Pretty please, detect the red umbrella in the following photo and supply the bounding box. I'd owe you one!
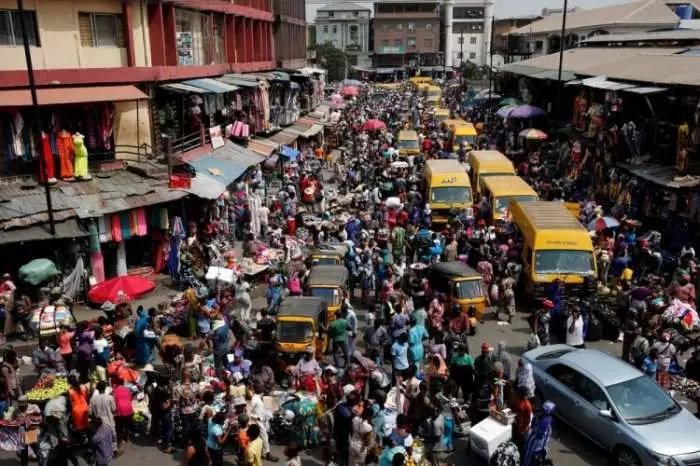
[362,119,387,131]
[342,86,359,96]
[88,275,157,304]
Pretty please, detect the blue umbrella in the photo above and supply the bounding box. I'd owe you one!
[496,104,517,118]
[280,145,300,161]
[344,79,362,86]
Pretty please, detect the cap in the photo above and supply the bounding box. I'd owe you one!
[481,342,490,351]
[237,413,249,424]
[142,363,156,372]
[324,365,338,375]
[232,371,244,383]
[343,384,355,396]
[304,346,315,354]
[542,299,555,309]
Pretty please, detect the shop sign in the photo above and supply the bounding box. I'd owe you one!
[379,46,404,54]
[177,32,194,65]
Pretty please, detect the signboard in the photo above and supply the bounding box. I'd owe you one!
[209,126,225,150]
[378,46,404,54]
[177,32,194,65]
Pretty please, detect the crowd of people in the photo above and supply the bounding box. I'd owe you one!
[1,77,700,466]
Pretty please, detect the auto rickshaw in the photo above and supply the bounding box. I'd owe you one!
[274,297,328,363]
[307,264,348,321]
[309,243,347,265]
[428,261,488,322]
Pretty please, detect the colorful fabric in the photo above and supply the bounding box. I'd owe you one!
[72,133,89,178]
[56,131,74,179]
[137,208,148,236]
[120,212,132,240]
[98,216,111,243]
[110,215,123,242]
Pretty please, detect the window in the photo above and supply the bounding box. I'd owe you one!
[426,23,433,30]
[454,7,485,19]
[424,38,433,48]
[546,364,578,390]
[396,23,403,31]
[457,51,463,59]
[328,11,334,18]
[464,22,484,33]
[381,39,389,47]
[79,12,124,47]
[469,52,476,59]
[534,40,544,52]
[323,26,329,34]
[331,25,337,34]
[407,36,416,49]
[458,36,463,44]
[394,39,402,48]
[0,9,39,46]
[575,375,610,411]
[408,22,415,32]
[470,36,477,44]
[349,24,358,42]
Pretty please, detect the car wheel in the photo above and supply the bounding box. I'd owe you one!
[615,446,641,466]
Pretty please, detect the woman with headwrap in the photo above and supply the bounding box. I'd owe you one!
[515,359,536,401]
[134,307,155,366]
[523,401,555,466]
[494,341,512,381]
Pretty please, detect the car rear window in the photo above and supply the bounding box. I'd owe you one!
[536,348,575,361]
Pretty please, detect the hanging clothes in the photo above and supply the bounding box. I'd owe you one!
[88,220,101,254]
[111,215,123,242]
[57,130,75,179]
[73,133,90,178]
[129,209,139,237]
[98,216,111,243]
[116,241,127,277]
[11,112,25,159]
[136,208,148,236]
[120,212,132,240]
[91,251,105,284]
[40,132,57,183]
[100,104,114,151]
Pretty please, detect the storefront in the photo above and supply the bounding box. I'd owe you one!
[0,85,148,179]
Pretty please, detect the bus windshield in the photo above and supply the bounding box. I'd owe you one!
[535,250,595,275]
[430,186,472,204]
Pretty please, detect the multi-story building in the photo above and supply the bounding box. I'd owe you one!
[373,0,441,70]
[315,2,372,69]
[493,15,541,65]
[273,0,307,69]
[443,0,495,67]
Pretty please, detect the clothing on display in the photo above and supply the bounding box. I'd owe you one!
[57,130,75,179]
[40,132,57,183]
[72,133,91,179]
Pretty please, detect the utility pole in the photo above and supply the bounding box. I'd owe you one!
[556,0,569,118]
[487,15,495,122]
[17,0,55,235]
[460,26,464,87]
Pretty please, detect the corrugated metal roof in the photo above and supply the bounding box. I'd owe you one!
[511,0,679,35]
[0,85,148,107]
[248,139,278,157]
[182,78,239,94]
[160,83,207,94]
[218,75,260,88]
[270,129,300,145]
[582,28,700,44]
[0,219,88,245]
[582,76,638,90]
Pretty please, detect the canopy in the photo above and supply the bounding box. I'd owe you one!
[280,145,300,161]
[361,119,386,131]
[87,276,156,304]
[509,104,546,119]
[496,104,517,118]
[343,79,362,86]
[342,86,359,96]
[519,128,548,140]
[588,216,620,232]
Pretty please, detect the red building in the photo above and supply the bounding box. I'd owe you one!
[273,0,307,69]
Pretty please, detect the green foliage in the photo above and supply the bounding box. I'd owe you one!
[314,42,347,82]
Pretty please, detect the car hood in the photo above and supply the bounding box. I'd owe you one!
[628,409,700,456]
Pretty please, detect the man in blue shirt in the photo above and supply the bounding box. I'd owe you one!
[211,319,230,375]
[391,333,410,381]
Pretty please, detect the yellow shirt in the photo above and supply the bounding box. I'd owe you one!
[246,437,263,466]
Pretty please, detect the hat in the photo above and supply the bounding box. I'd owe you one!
[232,371,244,383]
[542,299,555,309]
[196,286,209,299]
[324,365,338,375]
[18,396,28,405]
[481,342,490,351]
[233,396,247,406]
[343,384,356,396]
[304,346,315,354]
[142,363,156,373]
[100,301,116,312]
[2,273,10,279]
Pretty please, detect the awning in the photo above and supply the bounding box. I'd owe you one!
[301,124,324,138]
[581,76,637,91]
[618,161,700,189]
[182,78,239,94]
[623,86,668,95]
[247,139,279,157]
[184,141,266,199]
[298,67,326,75]
[376,68,396,74]
[0,219,88,245]
[160,83,207,94]
[270,128,299,145]
[0,85,148,107]
[530,69,576,81]
[564,80,583,87]
[218,75,259,88]
[280,145,299,160]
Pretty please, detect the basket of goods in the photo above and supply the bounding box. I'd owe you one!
[26,374,69,402]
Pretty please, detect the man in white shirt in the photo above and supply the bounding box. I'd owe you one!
[248,387,278,461]
[565,308,585,348]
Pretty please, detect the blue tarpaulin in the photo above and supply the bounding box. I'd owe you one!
[280,145,300,160]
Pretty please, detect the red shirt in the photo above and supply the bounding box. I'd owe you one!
[514,397,533,434]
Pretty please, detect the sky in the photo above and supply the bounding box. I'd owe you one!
[305,0,630,22]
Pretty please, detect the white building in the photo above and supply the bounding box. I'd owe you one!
[314,2,372,69]
[508,0,680,59]
[444,0,496,68]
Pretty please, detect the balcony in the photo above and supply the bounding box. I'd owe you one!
[375,11,439,19]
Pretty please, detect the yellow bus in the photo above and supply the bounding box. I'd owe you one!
[424,159,473,223]
[434,108,450,124]
[509,200,597,297]
[451,123,478,151]
[480,175,538,223]
[398,130,420,155]
[409,76,433,88]
[468,150,516,196]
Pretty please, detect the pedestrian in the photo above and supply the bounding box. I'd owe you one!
[565,307,585,349]
[112,377,133,449]
[207,412,231,466]
[523,401,555,466]
[183,427,210,466]
[91,416,116,466]
[245,424,264,466]
[391,332,410,383]
[284,443,302,466]
[328,312,351,368]
[512,385,533,452]
[89,381,115,442]
[651,333,676,388]
[515,359,536,401]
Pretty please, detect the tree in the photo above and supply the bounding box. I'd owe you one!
[314,42,347,82]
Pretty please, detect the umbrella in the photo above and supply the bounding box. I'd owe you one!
[344,79,362,86]
[509,104,546,119]
[519,128,548,140]
[342,86,359,96]
[19,258,58,286]
[361,119,387,131]
[280,145,299,161]
[87,275,157,304]
[499,97,521,106]
[588,216,620,232]
[496,104,517,118]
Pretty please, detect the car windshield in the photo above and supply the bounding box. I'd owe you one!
[399,139,419,150]
[606,376,681,424]
[455,279,485,299]
[276,321,314,343]
[311,287,340,306]
[313,257,338,265]
[431,187,472,204]
[494,195,537,214]
[455,135,476,145]
[535,250,595,275]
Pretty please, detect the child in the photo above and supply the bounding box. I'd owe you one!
[642,348,659,381]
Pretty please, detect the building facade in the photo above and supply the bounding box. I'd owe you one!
[373,0,441,70]
[444,0,495,68]
[315,2,372,69]
[273,0,307,69]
